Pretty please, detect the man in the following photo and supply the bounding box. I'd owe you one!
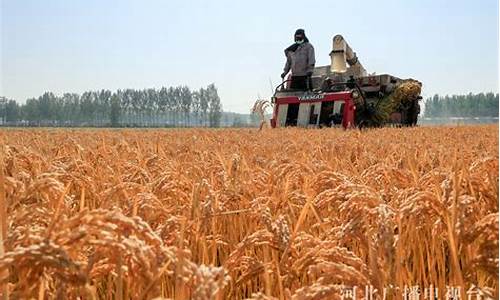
[281,29,316,90]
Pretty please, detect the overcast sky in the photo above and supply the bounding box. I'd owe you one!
[1,0,498,113]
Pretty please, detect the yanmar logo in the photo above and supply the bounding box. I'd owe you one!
[298,94,324,101]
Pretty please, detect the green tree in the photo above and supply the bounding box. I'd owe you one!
[110,94,121,127]
[180,86,192,126]
[199,87,209,126]
[5,100,19,122]
[23,98,40,123]
[207,84,222,127]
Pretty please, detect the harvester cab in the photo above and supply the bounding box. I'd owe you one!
[269,35,422,128]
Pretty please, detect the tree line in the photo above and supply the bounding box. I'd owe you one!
[0,84,223,127]
[424,92,498,118]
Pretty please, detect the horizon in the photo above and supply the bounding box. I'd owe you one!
[1,0,499,113]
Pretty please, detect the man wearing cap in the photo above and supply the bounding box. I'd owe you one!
[281,29,316,90]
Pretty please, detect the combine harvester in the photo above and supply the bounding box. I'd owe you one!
[268,35,422,128]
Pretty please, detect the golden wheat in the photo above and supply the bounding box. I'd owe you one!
[0,125,498,299]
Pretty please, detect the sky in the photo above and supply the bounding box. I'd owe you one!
[1,0,499,113]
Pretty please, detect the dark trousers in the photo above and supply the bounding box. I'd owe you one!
[290,75,313,90]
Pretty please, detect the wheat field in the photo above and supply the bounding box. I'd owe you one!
[0,125,498,299]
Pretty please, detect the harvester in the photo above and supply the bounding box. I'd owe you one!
[268,35,422,128]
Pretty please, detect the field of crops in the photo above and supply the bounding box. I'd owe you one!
[0,125,498,299]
